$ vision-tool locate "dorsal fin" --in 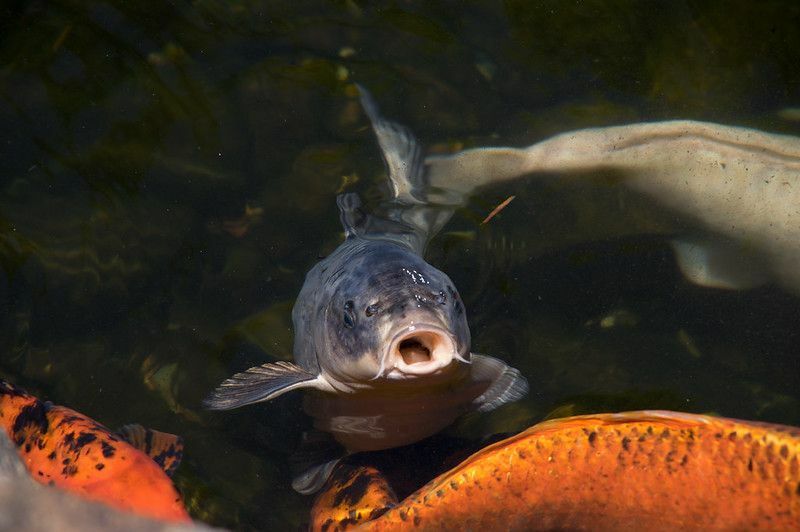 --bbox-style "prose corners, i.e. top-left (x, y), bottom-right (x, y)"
top-left (357, 84), bottom-right (425, 204)
top-left (356, 85), bottom-right (461, 254)
top-left (117, 424), bottom-right (184, 477)
top-left (337, 192), bottom-right (368, 238)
